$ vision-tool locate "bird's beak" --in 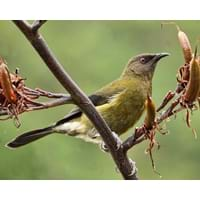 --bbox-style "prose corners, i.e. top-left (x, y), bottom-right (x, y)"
top-left (153, 52), bottom-right (170, 62)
